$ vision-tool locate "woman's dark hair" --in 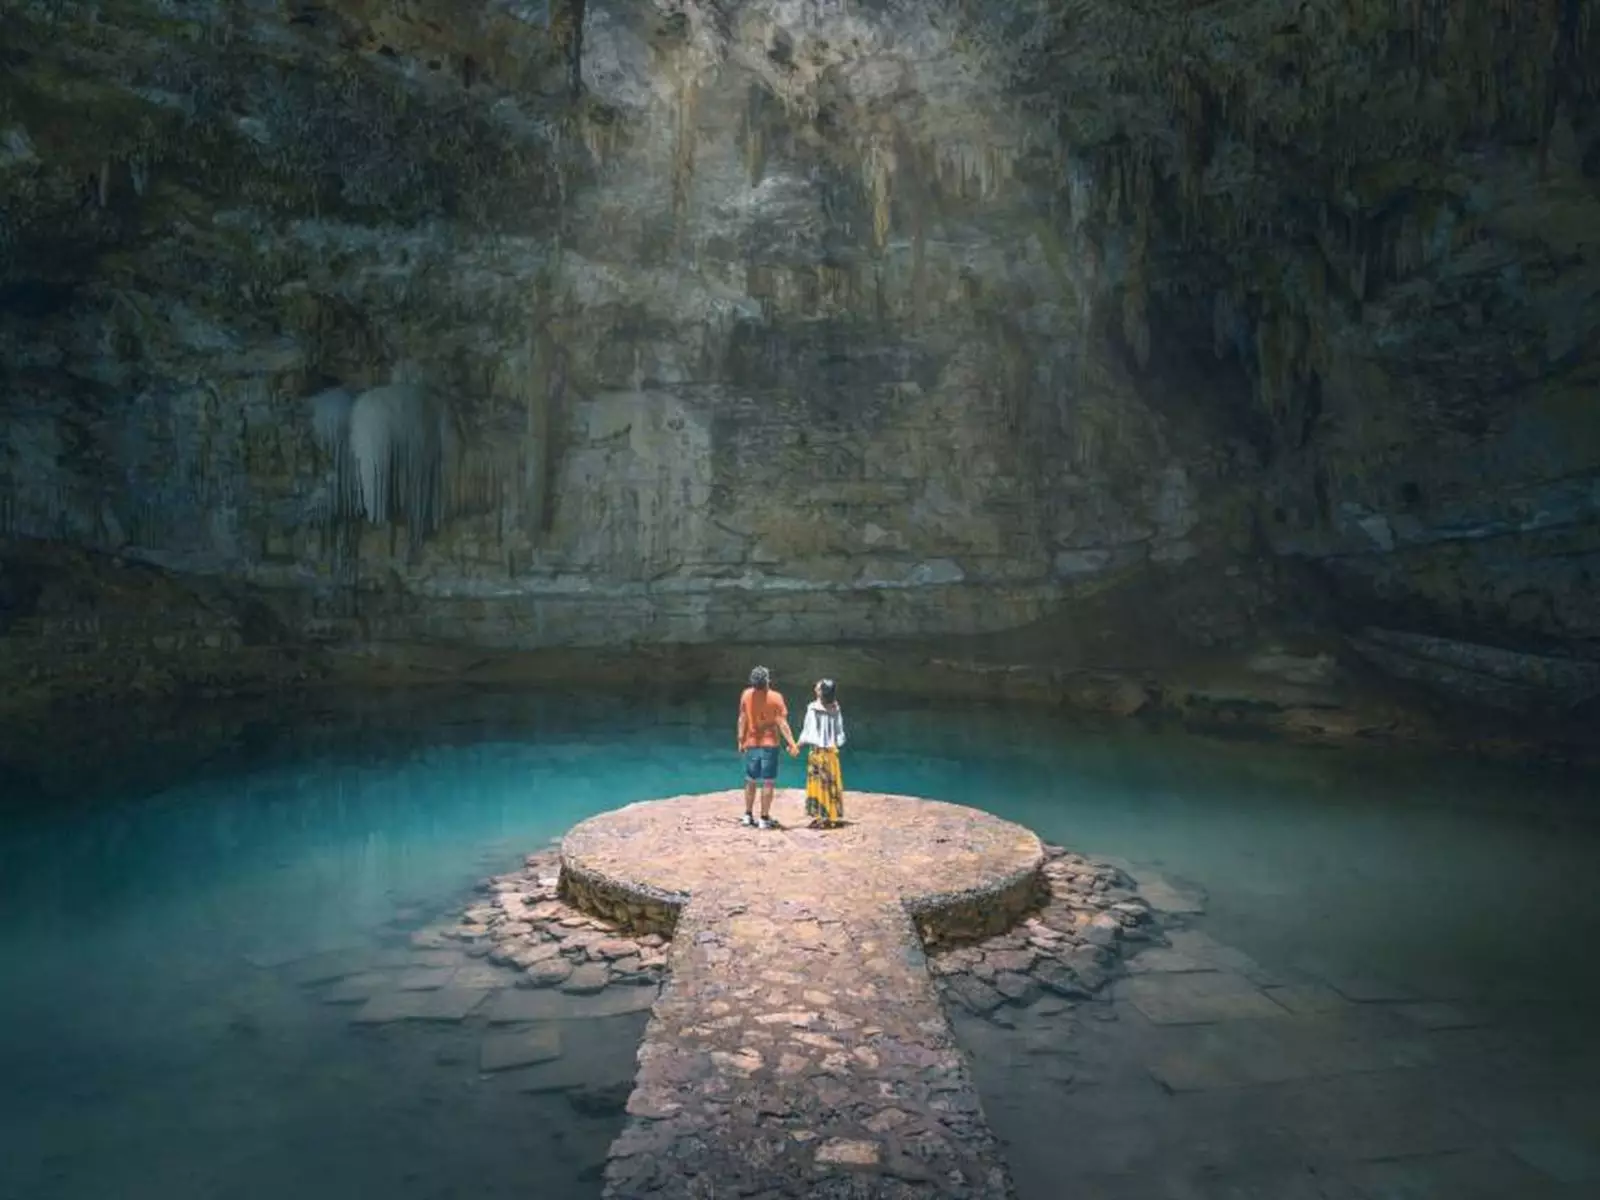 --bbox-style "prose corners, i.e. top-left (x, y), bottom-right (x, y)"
top-left (749, 665), bottom-right (771, 687)
top-left (817, 678), bottom-right (837, 703)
